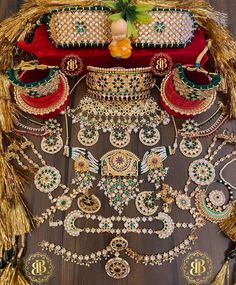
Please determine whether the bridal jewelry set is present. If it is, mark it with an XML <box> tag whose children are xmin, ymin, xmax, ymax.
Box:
<box><xmin>1</xmin><ymin>1</ymin><xmax>236</xmax><ymax>282</ymax></box>
<box><xmin>5</xmin><ymin>54</ymin><xmax>235</xmax><ymax>279</ymax></box>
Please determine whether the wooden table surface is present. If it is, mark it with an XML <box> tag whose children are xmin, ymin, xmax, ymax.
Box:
<box><xmin>0</xmin><ymin>1</ymin><xmax>236</xmax><ymax>285</ymax></box>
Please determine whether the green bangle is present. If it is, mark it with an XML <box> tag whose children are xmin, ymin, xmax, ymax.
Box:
<box><xmin>7</xmin><ymin>67</ymin><xmax>58</xmax><ymax>88</ymax></box>
<box><xmin>176</xmin><ymin>64</ymin><xmax>221</xmax><ymax>90</ymax></box>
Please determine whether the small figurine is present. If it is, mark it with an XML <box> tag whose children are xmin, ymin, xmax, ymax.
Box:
<box><xmin>108</xmin><ymin>19</ymin><xmax>132</xmax><ymax>59</ymax></box>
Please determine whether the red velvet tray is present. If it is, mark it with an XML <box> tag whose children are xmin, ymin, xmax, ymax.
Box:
<box><xmin>18</xmin><ymin>25</ymin><xmax>207</xmax><ymax>73</ymax></box>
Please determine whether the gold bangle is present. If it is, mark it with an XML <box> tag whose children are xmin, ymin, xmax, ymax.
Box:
<box><xmin>173</xmin><ymin>67</ymin><xmax>219</xmax><ymax>101</ymax></box>
<box><xmin>7</xmin><ymin>61</ymin><xmax>60</xmax><ymax>98</ymax></box>
<box><xmin>160</xmin><ymin>72</ymin><xmax>216</xmax><ymax>116</ymax></box>
<box><xmin>14</xmin><ymin>73</ymin><xmax>69</xmax><ymax>116</ymax></box>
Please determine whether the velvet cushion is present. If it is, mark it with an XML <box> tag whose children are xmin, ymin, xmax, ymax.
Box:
<box><xmin>18</xmin><ymin>25</ymin><xmax>208</xmax><ymax>73</ymax></box>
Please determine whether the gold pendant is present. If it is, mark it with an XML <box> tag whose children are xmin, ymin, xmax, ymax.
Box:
<box><xmin>105</xmin><ymin>258</ymin><xmax>130</xmax><ymax>279</ymax></box>
<box><xmin>180</xmin><ymin>138</ymin><xmax>202</xmax><ymax>158</ymax></box>
<box><xmin>77</xmin><ymin>128</ymin><xmax>99</xmax><ymax>146</ymax></box>
<box><xmin>77</xmin><ymin>194</ymin><xmax>101</xmax><ymax>214</ymax></box>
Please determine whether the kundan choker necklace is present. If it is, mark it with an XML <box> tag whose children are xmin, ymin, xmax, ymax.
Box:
<box><xmin>68</xmin><ymin>67</ymin><xmax>170</xmax><ymax>148</ymax></box>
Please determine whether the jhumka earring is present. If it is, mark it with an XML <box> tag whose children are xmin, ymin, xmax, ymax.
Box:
<box><xmin>160</xmin><ymin>40</ymin><xmax>221</xmax><ymax>118</ymax></box>
<box><xmin>179</xmin><ymin>103</ymin><xmax>228</xmax><ymax>158</ymax></box>
<box><xmin>7</xmin><ymin>61</ymin><xmax>70</xmax><ymax>118</ymax></box>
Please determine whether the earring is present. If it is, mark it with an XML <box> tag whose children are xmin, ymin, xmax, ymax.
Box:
<box><xmin>41</xmin><ymin>119</ymin><xmax>63</xmax><ymax>154</ymax></box>
<box><xmin>179</xmin><ymin>119</ymin><xmax>202</xmax><ymax>158</ymax></box>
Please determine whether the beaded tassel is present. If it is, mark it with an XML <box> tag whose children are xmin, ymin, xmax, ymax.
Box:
<box><xmin>211</xmin><ymin>261</ymin><xmax>229</xmax><ymax>285</ymax></box>
<box><xmin>0</xmin><ymin>74</ymin><xmax>15</xmax><ymax>133</ymax></box>
<box><xmin>219</xmin><ymin>202</ymin><xmax>236</xmax><ymax>242</ymax></box>
<box><xmin>211</xmin><ymin>250</ymin><xmax>236</xmax><ymax>285</ymax></box>
<box><xmin>0</xmin><ymin>236</ymin><xmax>32</xmax><ymax>285</ymax></box>
<box><xmin>0</xmin><ymin>262</ymin><xmax>32</xmax><ymax>285</ymax></box>
<box><xmin>0</xmin><ymin>155</ymin><xmax>32</xmax><ymax>257</ymax></box>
